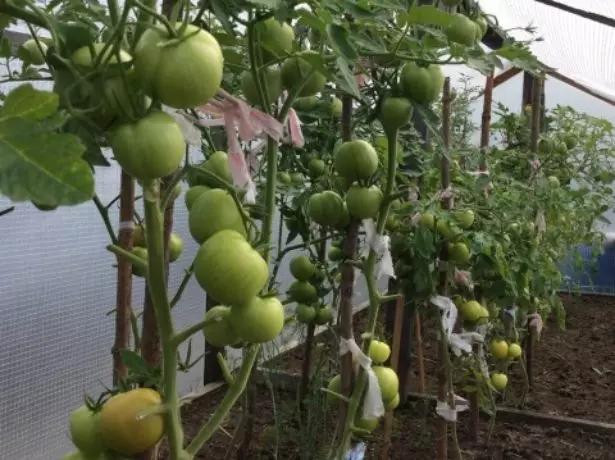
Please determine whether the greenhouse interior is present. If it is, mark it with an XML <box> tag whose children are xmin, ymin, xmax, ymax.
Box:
<box><xmin>1</xmin><ymin>0</ymin><xmax>615</xmax><ymax>459</ymax></box>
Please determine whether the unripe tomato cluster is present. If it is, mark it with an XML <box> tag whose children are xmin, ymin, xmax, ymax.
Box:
<box><xmin>327</xmin><ymin>339</ymin><xmax>400</xmax><ymax>433</ymax></box>
<box><xmin>288</xmin><ymin>255</ymin><xmax>334</xmax><ymax>326</ymax></box>
<box><xmin>417</xmin><ymin>209</ymin><xmax>476</xmax><ymax>267</ymax></box>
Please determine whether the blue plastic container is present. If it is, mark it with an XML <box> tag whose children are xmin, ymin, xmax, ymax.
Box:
<box><xmin>560</xmin><ymin>244</ymin><xmax>615</xmax><ymax>295</ymax></box>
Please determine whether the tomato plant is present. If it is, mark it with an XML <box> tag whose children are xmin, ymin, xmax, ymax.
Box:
<box><xmin>0</xmin><ymin>0</ymin><xmax>578</xmax><ymax>458</ymax></box>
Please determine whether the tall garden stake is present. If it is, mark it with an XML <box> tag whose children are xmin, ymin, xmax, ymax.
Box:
<box><xmin>379</xmin><ymin>293</ymin><xmax>405</xmax><ymax>460</ymax></box>
<box><xmin>436</xmin><ymin>77</ymin><xmax>453</xmax><ymax>460</ymax></box>
<box><xmin>526</xmin><ymin>75</ymin><xmax>544</xmax><ymax>389</ymax></box>
<box><xmin>469</xmin><ymin>70</ymin><xmax>494</xmax><ymax>441</ymax></box>
<box><xmin>336</xmin><ymin>93</ymin><xmax>360</xmax><ymax>438</ymax></box>
<box><xmin>113</xmin><ymin>171</ymin><xmax>135</xmax><ymax>384</ymax></box>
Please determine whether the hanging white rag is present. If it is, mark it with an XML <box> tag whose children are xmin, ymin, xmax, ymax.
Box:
<box><xmin>430</xmin><ymin>295</ymin><xmax>483</xmax><ymax>356</ymax></box>
<box><xmin>527</xmin><ymin>312</ymin><xmax>544</xmax><ymax>339</ymax></box>
<box><xmin>339</xmin><ymin>337</ymin><xmax>385</xmax><ymax>420</ymax></box>
<box><xmin>436</xmin><ymin>394</ymin><xmax>469</xmax><ymax>422</ymax></box>
<box><xmin>360</xmin><ymin>219</ymin><xmax>396</xmax><ymax>279</ymax></box>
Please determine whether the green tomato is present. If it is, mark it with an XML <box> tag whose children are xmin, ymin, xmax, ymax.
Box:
<box><xmin>281</xmin><ymin>51</ymin><xmax>327</xmax><ymax>97</ymax></box>
<box><xmin>21</xmin><ymin>38</ymin><xmax>47</xmax><ymax>65</ymax></box>
<box><xmin>110</xmin><ymin>111</ymin><xmax>185</xmax><ymax>180</ymax></box>
<box><xmin>68</xmin><ymin>405</ymin><xmax>104</xmax><ymax>456</ymax></box>
<box><xmin>135</xmin><ymin>23</ymin><xmax>223</xmax><ymax>109</ymax></box>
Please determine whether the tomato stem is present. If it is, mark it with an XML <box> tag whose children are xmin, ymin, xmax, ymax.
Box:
<box><xmin>184</xmin><ymin>344</ymin><xmax>261</xmax><ymax>455</ymax></box>
<box><xmin>142</xmin><ymin>179</ymin><xmax>185</xmax><ymax>458</ymax></box>
<box><xmin>334</xmin><ymin>128</ymin><xmax>400</xmax><ymax>458</ymax></box>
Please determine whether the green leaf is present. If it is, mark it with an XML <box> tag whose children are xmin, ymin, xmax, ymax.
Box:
<box><xmin>118</xmin><ymin>349</ymin><xmax>151</xmax><ymax>377</ymax></box>
<box><xmin>0</xmin><ymin>84</ymin><xmax>94</xmax><ymax>206</ymax></box>
<box><xmin>334</xmin><ymin>56</ymin><xmax>361</xmax><ymax>99</ymax></box>
<box><xmin>63</xmin><ymin>118</ymin><xmax>109</xmax><ymax>167</ymax></box>
<box><xmin>403</xmin><ymin>5</ymin><xmax>454</xmax><ymax>27</ymax></box>
<box><xmin>1</xmin><ymin>84</ymin><xmax>58</xmax><ymax>120</ymax></box>
<box><xmin>247</xmin><ymin>0</ymin><xmax>280</xmax><ymax>7</ymax></box>
<box><xmin>210</xmin><ymin>0</ymin><xmax>235</xmax><ymax>36</ymax></box>
<box><xmin>326</xmin><ymin>24</ymin><xmax>358</xmax><ymax>61</ymax></box>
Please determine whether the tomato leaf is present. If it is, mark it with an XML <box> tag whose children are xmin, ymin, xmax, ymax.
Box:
<box><xmin>402</xmin><ymin>5</ymin><xmax>454</xmax><ymax>27</ymax></box>
<box><xmin>333</xmin><ymin>56</ymin><xmax>361</xmax><ymax>100</ymax></box>
<box><xmin>246</xmin><ymin>0</ymin><xmax>281</xmax><ymax>7</ymax></box>
<box><xmin>118</xmin><ymin>349</ymin><xmax>151</xmax><ymax>377</ymax></box>
<box><xmin>326</xmin><ymin>24</ymin><xmax>358</xmax><ymax>61</ymax></box>
<box><xmin>0</xmin><ymin>84</ymin><xmax>94</xmax><ymax>206</ymax></box>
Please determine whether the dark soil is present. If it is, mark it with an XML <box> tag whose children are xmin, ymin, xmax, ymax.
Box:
<box><xmin>162</xmin><ymin>294</ymin><xmax>615</xmax><ymax>459</ymax></box>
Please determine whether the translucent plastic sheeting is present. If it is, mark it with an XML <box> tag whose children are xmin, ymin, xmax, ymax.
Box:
<box><xmin>479</xmin><ymin>0</ymin><xmax>615</xmax><ymax>103</ymax></box>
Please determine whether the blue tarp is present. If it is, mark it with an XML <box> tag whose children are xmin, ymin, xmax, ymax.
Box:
<box><xmin>560</xmin><ymin>244</ymin><xmax>615</xmax><ymax>295</ymax></box>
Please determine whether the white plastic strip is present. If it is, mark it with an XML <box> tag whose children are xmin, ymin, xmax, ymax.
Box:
<box><xmin>339</xmin><ymin>337</ymin><xmax>385</xmax><ymax>420</ymax></box>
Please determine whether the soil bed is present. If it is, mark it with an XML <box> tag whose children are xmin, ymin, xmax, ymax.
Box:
<box><xmin>161</xmin><ymin>294</ymin><xmax>615</xmax><ymax>459</ymax></box>
<box><xmin>168</xmin><ymin>382</ymin><xmax>615</xmax><ymax>459</ymax></box>
<box><xmin>265</xmin><ymin>294</ymin><xmax>615</xmax><ymax>424</ymax></box>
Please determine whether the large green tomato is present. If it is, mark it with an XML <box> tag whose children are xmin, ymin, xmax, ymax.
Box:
<box><xmin>445</xmin><ymin>14</ymin><xmax>477</xmax><ymax>46</ymax></box>
<box><xmin>489</xmin><ymin>339</ymin><xmax>509</xmax><ymax>360</ymax></box>
<box><xmin>228</xmin><ymin>296</ymin><xmax>285</xmax><ymax>343</ymax></box>
<box><xmin>308</xmin><ymin>191</ymin><xmax>346</xmax><ymax>227</ymax></box>
<box><xmin>373</xmin><ymin>366</ymin><xmax>399</xmax><ymax>403</ymax></box>
<box><xmin>110</xmin><ymin>111</ymin><xmax>184</xmax><ymax>180</ymax></box>
<box><xmin>295</xmin><ymin>304</ymin><xmax>316</xmax><ymax>323</ymax></box>
<box><xmin>68</xmin><ymin>405</ymin><xmax>104</xmax><ymax>456</ymax></box>
<box><xmin>287</xmin><ymin>280</ymin><xmax>318</xmax><ymax>303</ymax></box>
<box><xmin>379</xmin><ymin>97</ymin><xmax>412</xmax><ymax>133</ymax></box>
<box><xmin>254</xmin><ymin>17</ymin><xmax>295</xmax><ymax>64</ymax></box>
<box><xmin>188</xmin><ymin>188</ymin><xmax>246</xmax><ymax>243</ymax></box>
<box><xmin>201</xmin><ymin>151</ymin><xmax>233</xmax><ymax>185</ymax></box>
<box><xmin>99</xmin><ymin>388</ymin><xmax>164</xmax><ymax>455</ymax></box>
<box><xmin>184</xmin><ymin>185</ymin><xmax>210</xmax><ymax>210</ymax></box>
<box><xmin>491</xmin><ymin>372</ymin><xmax>508</xmax><ymax>390</ymax></box>
<box><xmin>203</xmin><ymin>305</ymin><xmax>241</xmax><ymax>347</ymax></box>
<box><xmin>345</xmin><ymin>185</ymin><xmax>383</xmax><ymax>219</ymax></box>
<box><xmin>281</xmin><ymin>51</ymin><xmax>327</xmax><ymax>97</ymax></box>
<box><xmin>327</xmin><ymin>375</ymin><xmax>342</xmax><ymax>404</ymax></box>
<box><xmin>240</xmin><ymin>66</ymin><xmax>282</xmax><ymax>107</ymax></box>
<box><xmin>134</xmin><ymin>23</ymin><xmax>223</xmax><ymax>109</ymax></box>
<box><xmin>399</xmin><ymin>62</ymin><xmax>443</xmax><ymax>105</ymax></box>
<box><xmin>289</xmin><ymin>255</ymin><xmax>316</xmax><ymax>281</ymax></box>
<box><xmin>368</xmin><ymin>340</ymin><xmax>391</xmax><ymax>365</ymax></box>
<box><xmin>294</xmin><ymin>96</ymin><xmax>320</xmax><ymax>112</ymax></box>
<box><xmin>21</xmin><ymin>38</ymin><xmax>47</xmax><ymax>65</ymax></box>
<box><xmin>334</xmin><ymin>140</ymin><xmax>379</xmax><ymax>182</ymax></box>
<box><xmin>194</xmin><ymin>230</ymin><xmax>269</xmax><ymax>306</ymax></box>
<box><xmin>314</xmin><ymin>306</ymin><xmax>333</xmax><ymax>325</ymax></box>
<box><xmin>448</xmin><ymin>242</ymin><xmax>471</xmax><ymax>264</ymax></box>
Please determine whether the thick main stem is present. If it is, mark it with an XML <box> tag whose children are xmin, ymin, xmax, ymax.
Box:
<box><xmin>142</xmin><ymin>180</ymin><xmax>184</xmax><ymax>459</ymax></box>
<box><xmin>334</xmin><ymin>128</ymin><xmax>399</xmax><ymax>458</ymax></box>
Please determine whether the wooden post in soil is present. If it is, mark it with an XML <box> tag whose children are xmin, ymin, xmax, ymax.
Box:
<box><xmin>468</xmin><ymin>71</ymin><xmax>495</xmax><ymax>441</ymax></box>
<box><xmin>436</xmin><ymin>77</ymin><xmax>453</xmax><ymax>460</ymax></box>
<box><xmin>113</xmin><ymin>171</ymin><xmax>135</xmax><ymax>384</ymax></box>
<box><xmin>525</xmin><ymin>75</ymin><xmax>544</xmax><ymax>389</ymax></box>
<box><xmin>336</xmin><ymin>93</ymin><xmax>361</xmax><ymax>439</ymax></box>
<box><xmin>379</xmin><ymin>293</ymin><xmax>404</xmax><ymax>460</ymax></box>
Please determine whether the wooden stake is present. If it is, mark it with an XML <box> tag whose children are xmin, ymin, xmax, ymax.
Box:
<box><xmin>113</xmin><ymin>171</ymin><xmax>135</xmax><ymax>384</ymax></box>
<box><xmin>415</xmin><ymin>309</ymin><xmax>426</xmax><ymax>394</ymax></box>
<box><xmin>526</xmin><ymin>76</ymin><xmax>544</xmax><ymax>389</ymax></box>
<box><xmin>336</xmin><ymin>94</ymin><xmax>360</xmax><ymax>437</ymax></box>
<box><xmin>379</xmin><ymin>293</ymin><xmax>405</xmax><ymax>460</ymax></box>
<box><xmin>436</xmin><ymin>77</ymin><xmax>453</xmax><ymax>460</ymax></box>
